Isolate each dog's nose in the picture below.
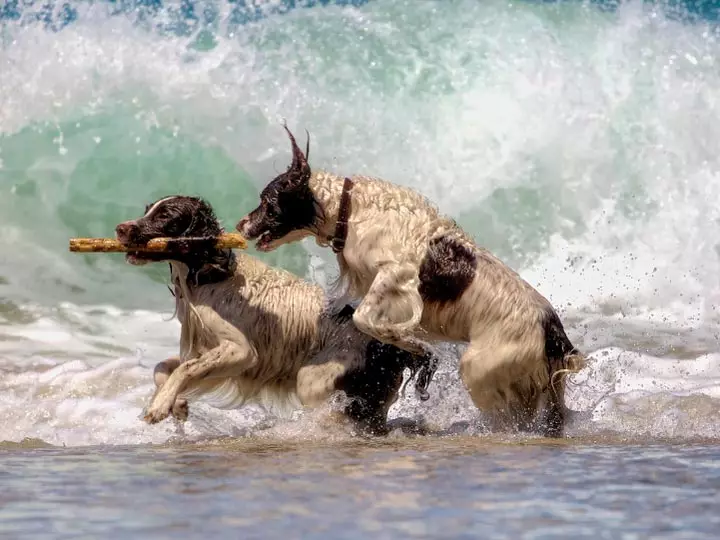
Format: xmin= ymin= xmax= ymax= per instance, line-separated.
xmin=235 ymin=217 xmax=247 ymax=233
xmin=115 ymin=221 xmax=136 ymax=242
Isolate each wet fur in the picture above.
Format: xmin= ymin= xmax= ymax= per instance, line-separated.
xmin=116 ymin=195 xmax=435 ymax=435
xmin=237 ymin=126 xmax=586 ymax=437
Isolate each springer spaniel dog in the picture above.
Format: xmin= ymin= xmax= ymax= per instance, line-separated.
xmin=116 ymin=194 xmax=438 ymax=435
xmin=235 ymin=126 xmax=586 ymax=437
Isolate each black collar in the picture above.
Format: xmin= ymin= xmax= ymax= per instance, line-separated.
xmin=330 ymin=177 xmax=354 ymax=254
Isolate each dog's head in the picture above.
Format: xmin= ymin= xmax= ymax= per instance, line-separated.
xmin=236 ymin=126 xmax=319 ymax=252
xmin=115 ymin=195 xmax=222 ymax=265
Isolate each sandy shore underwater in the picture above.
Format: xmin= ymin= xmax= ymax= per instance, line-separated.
xmin=2 ymin=435 xmax=719 ymax=539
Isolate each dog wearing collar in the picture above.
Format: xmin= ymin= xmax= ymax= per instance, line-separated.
xmin=115 ymin=194 xmax=438 ymax=434
xmin=236 ymin=126 xmax=586 ymax=437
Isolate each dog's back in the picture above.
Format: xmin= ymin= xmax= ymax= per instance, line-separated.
xmin=313 ymin=171 xmax=553 ymax=332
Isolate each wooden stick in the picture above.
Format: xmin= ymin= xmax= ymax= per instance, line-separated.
xmin=69 ymin=233 xmax=248 ymax=253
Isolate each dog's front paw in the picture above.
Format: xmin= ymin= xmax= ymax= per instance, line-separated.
xmin=143 ymin=402 xmax=172 ymax=424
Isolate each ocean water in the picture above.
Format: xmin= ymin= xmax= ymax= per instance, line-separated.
xmin=1 ymin=0 xmax=720 ymax=537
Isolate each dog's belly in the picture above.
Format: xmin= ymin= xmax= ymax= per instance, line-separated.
xmin=180 ymin=373 xmax=300 ymax=411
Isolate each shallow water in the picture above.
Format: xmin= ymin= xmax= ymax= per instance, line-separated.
xmin=2 ymin=436 xmax=719 ymax=539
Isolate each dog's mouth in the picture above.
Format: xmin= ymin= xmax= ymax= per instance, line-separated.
xmin=237 ymin=215 xmax=286 ymax=253
xmin=119 ymin=238 xmax=161 ymax=265
xmin=125 ymin=251 xmax=153 ymax=265
xmin=255 ymin=230 xmax=279 ymax=252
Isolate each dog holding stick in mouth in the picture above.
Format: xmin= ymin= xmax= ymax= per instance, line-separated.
xmin=236 ymin=126 xmax=586 ymax=437
xmin=115 ymin=194 xmax=438 ymax=435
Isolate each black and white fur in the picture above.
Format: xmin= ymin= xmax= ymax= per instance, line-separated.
xmin=116 ymin=195 xmax=438 ymax=435
xmin=236 ymin=127 xmax=586 ymax=437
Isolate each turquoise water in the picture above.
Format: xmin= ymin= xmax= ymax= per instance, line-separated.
xmin=1 ymin=0 xmax=720 ymax=536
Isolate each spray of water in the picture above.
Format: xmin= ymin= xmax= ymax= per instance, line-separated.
xmin=1 ymin=0 xmax=720 ymax=446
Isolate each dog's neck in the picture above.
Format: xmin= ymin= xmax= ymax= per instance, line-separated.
xmin=309 ymin=172 xmax=354 ymax=253
xmin=168 ymin=247 xmax=237 ymax=290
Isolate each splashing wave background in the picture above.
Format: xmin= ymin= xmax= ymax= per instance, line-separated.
xmin=2 ymin=0 xmax=720 ymax=446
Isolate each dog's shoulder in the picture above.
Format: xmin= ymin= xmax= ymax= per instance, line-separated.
xmin=349 ymin=174 xmax=439 ymax=216
xmin=418 ymin=233 xmax=478 ymax=304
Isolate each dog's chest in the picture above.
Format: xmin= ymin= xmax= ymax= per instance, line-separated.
xmin=339 ymin=233 xmax=389 ymax=283
xmin=336 ymin=251 xmax=375 ymax=296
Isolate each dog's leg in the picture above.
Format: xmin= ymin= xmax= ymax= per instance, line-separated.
xmin=151 ymin=357 xmax=190 ymax=422
xmin=295 ymin=337 xmax=368 ymax=408
xmin=296 ymin=359 xmax=351 ymax=408
xmin=152 ymin=357 xmax=183 ymax=388
xmin=292 ymin=351 xmax=360 ymax=434
xmin=459 ymin=339 xmax=551 ymax=435
xmin=339 ymin=362 xmax=405 ymax=437
xmin=297 ymin=347 xmax=406 ymax=437
xmin=351 ymin=263 xmax=427 ymax=355
xmin=540 ymin=379 xmax=566 ymax=438
xmin=144 ymin=339 xmax=258 ymax=425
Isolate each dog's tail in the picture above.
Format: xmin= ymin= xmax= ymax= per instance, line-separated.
xmin=541 ymin=307 xmax=586 ymax=386
xmin=540 ymin=307 xmax=586 ymax=436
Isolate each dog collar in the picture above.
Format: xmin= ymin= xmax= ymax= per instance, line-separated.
xmin=330 ymin=176 xmax=354 ymax=254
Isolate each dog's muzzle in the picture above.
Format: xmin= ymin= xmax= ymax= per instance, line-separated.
xmin=115 ymin=220 xmax=139 ymax=244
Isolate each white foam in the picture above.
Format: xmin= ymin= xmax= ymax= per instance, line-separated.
xmin=2 ymin=1 xmax=720 ymax=445
xmin=2 ymin=304 xmax=720 ymax=446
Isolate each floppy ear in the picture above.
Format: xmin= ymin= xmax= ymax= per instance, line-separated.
xmin=195 ymin=199 xmax=223 ymax=236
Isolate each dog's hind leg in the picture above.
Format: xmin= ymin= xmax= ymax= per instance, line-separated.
xmin=295 ymin=351 xmax=361 ymax=433
xmin=539 ymin=385 xmax=565 ymax=438
xmin=144 ymin=338 xmax=258 ymax=425
xmin=296 ymin=358 xmax=352 ymax=408
xmin=337 ymin=342 xmax=412 ymax=436
xmin=352 ymin=263 xmax=427 ymax=356
xmin=459 ymin=337 xmax=550 ymax=434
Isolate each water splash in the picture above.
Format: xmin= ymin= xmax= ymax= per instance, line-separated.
xmin=2 ymin=0 xmax=720 ymax=445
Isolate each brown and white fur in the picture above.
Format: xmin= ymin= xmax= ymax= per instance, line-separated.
xmin=236 ymin=126 xmax=586 ymax=437
xmin=116 ymin=195 xmax=438 ymax=435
